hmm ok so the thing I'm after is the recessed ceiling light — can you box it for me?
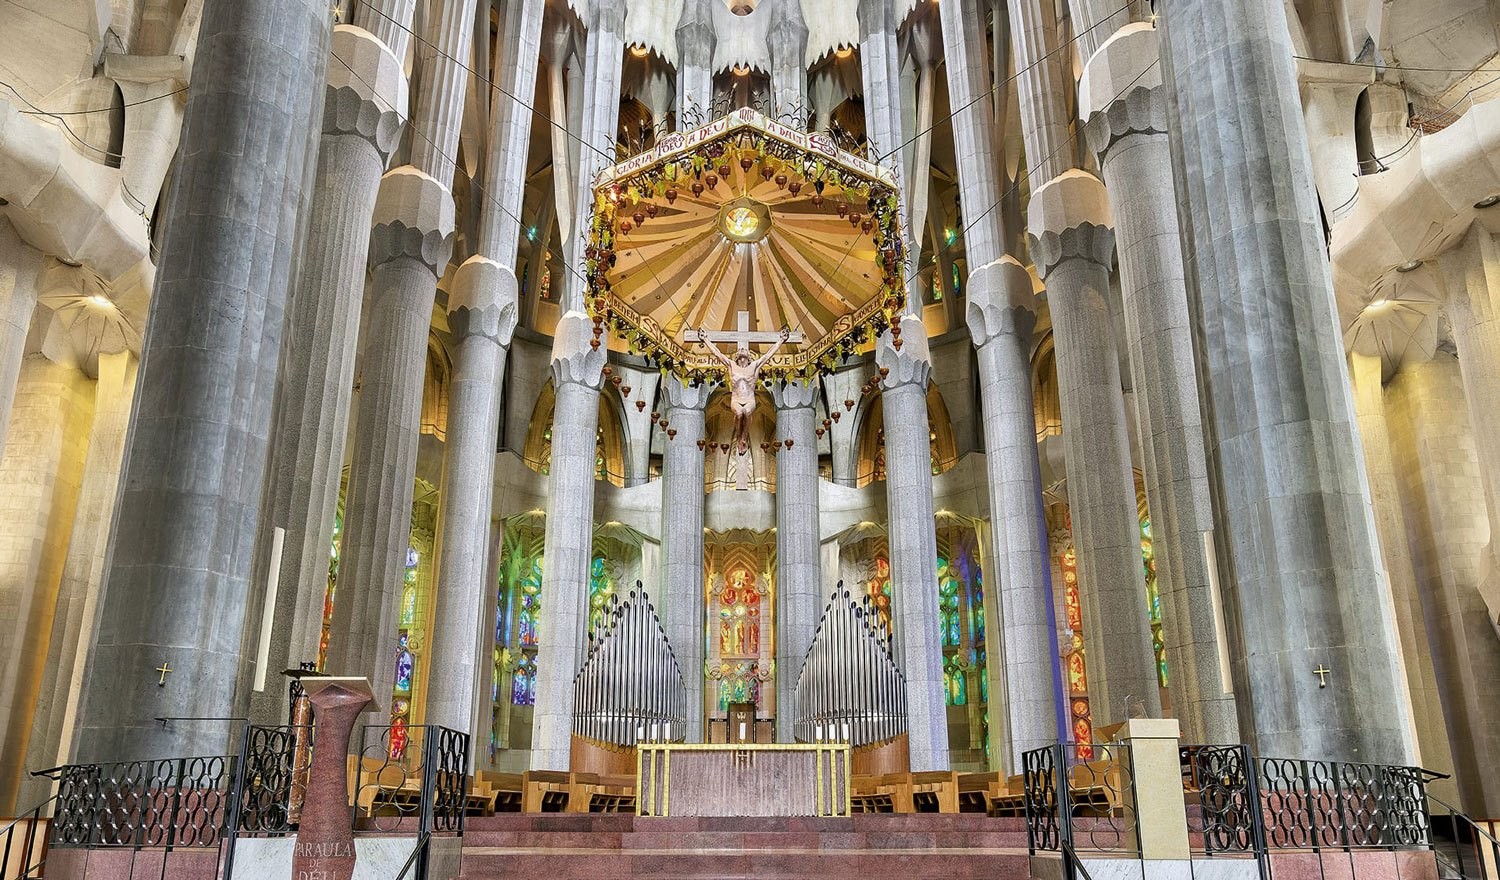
[1395,260,1423,273]
[87,294,114,308]
[1476,194,1500,209]
[57,257,82,268]
[834,46,853,59]
[1366,298,1391,311]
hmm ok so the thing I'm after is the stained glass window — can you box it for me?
[714,660,762,710]
[938,557,961,647]
[1141,518,1168,688]
[942,654,967,705]
[588,555,616,632]
[716,568,762,658]
[389,546,419,759]
[318,512,342,669]
[866,556,892,628]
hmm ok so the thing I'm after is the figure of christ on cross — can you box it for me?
[686,311,804,457]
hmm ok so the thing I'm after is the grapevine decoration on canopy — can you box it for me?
[582,109,908,384]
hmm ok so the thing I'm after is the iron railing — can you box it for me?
[47,756,234,850]
[222,723,467,880]
[1022,742,1139,855]
[0,793,56,878]
[1256,756,1429,850]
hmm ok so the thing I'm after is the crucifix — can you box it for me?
[687,311,804,490]
[155,661,173,687]
[1313,664,1331,689]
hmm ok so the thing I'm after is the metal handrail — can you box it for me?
[1423,785,1500,880]
[0,795,58,879]
[396,832,430,880]
[1062,839,1096,880]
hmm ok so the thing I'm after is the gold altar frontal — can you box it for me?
[636,742,851,818]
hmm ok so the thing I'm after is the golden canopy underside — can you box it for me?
[606,172,885,363]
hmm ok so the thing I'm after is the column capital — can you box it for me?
[1079,25,1166,162]
[550,310,607,389]
[324,25,407,157]
[1026,170,1115,276]
[447,255,518,346]
[662,374,715,410]
[965,256,1039,346]
[876,313,932,390]
[370,166,455,273]
[770,379,820,410]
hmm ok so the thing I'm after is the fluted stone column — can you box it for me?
[354,0,418,62]
[1079,24,1236,741]
[426,0,540,755]
[0,220,42,467]
[531,314,605,769]
[1006,0,1074,185]
[325,168,455,699]
[969,265,1065,763]
[660,377,711,741]
[878,318,949,771]
[1160,0,1412,762]
[767,0,809,124]
[1387,352,1500,815]
[772,381,821,744]
[1029,171,1161,728]
[675,0,716,122]
[21,352,136,808]
[408,0,480,187]
[1438,226,1500,632]
[939,0,1062,769]
[75,0,331,762]
[0,357,92,811]
[426,258,516,738]
[1349,352,1451,777]
[247,24,407,724]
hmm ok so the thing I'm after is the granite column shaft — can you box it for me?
[660,378,711,741]
[1159,0,1411,762]
[426,0,541,753]
[939,0,1062,770]
[247,24,408,724]
[1080,26,1236,740]
[74,0,331,762]
[1029,173,1161,727]
[772,382,821,744]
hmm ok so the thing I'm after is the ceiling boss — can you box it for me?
[582,109,907,386]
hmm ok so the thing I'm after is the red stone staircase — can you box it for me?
[459,812,1034,879]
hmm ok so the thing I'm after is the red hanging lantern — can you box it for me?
[636,400,646,411]
[775,173,787,188]
[620,219,633,233]
[633,210,645,226]
[837,204,848,218]
[692,182,704,197]
[706,173,719,190]
[646,203,658,217]
[665,188,678,204]
[788,181,802,195]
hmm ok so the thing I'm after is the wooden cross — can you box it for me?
[1313,665,1331,688]
[155,661,173,687]
[683,310,804,355]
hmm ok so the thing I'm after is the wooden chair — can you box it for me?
[958,772,1001,813]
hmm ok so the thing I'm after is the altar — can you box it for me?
[636,742,850,817]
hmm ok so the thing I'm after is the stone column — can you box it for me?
[325,167,455,699]
[75,0,331,763]
[675,0,716,123]
[1160,0,1411,763]
[354,0,418,61]
[426,0,540,754]
[878,319,949,771]
[772,381,821,744]
[1438,226,1500,632]
[1029,171,1161,728]
[0,357,92,811]
[408,0,481,187]
[660,377,711,741]
[425,258,515,737]
[530,314,605,770]
[0,220,42,466]
[1349,352,1450,777]
[247,24,407,725]
[1387,352,1500,815]
[767,0,808,124]
[1006,0,1075,185]
[939,0,1062,770]
[22,352,137,808]
[530,1,623,770]
[1078,24,1236,742]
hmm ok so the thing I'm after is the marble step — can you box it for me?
[458,845,1031,879]
[463,812,1026,833]
[460,828,1031,849]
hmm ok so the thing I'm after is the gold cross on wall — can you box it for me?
[155,661,173,687]
[1313,665,1331,688]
